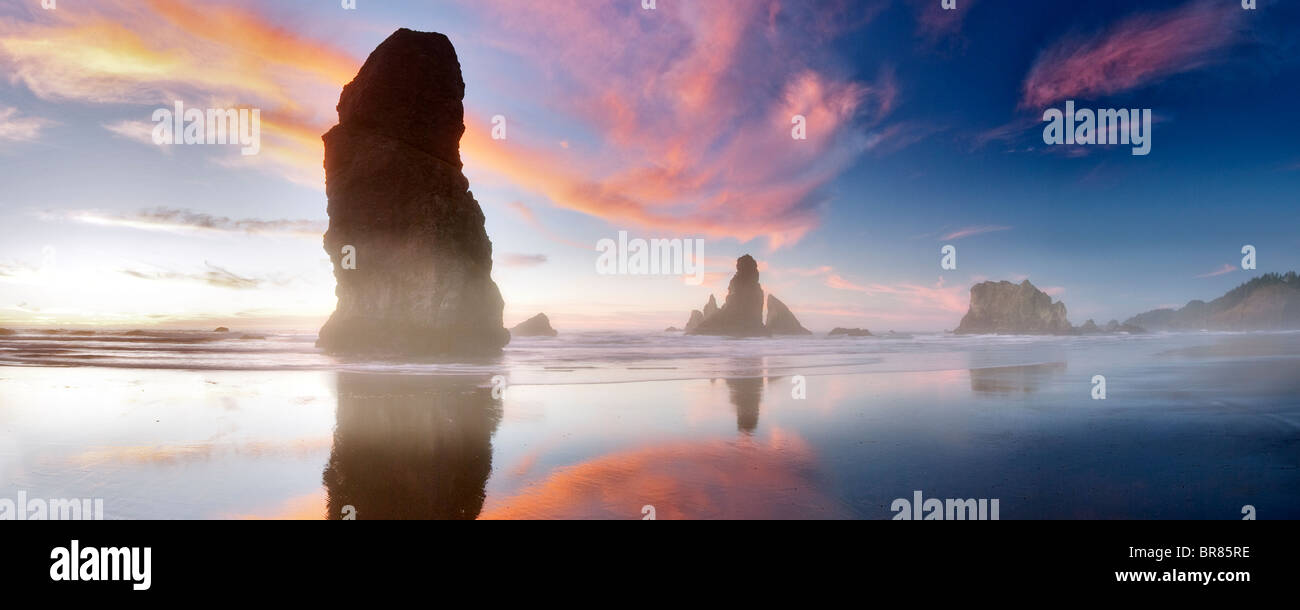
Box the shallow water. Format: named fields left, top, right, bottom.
left=1, top=330, right=1296, bottom=519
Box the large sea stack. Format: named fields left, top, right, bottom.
left=317, top=29, right=509, bottom=356
left=689, top=255, right=769, bottom=337
left=955, top=280, right=1072, bottom=335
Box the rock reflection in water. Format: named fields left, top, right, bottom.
left=726, top=377, right=764, bottom=433
left=968, top=362, right=1066, bottom=395
left=323, top=373, right=501, bottom=520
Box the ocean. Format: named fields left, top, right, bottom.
left=1, top=329, right=1297, bottom=519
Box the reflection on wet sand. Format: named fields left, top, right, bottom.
left=323, top=373, right=501, bottom=520
left=726, top=377, right=763, bottom=433
left=968, top=362, right=1066, bottom=395
left=480, top=431, right=845, bottom=519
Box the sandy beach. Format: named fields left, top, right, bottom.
left=2, top=330, right=1295, bottom=519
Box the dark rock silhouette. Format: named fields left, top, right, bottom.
left=323, top=373, right=501, bottom=520
left=511, top=313, right=557, bottom=337
left=317, top=28, right=509, bottom=356
left=828, top=327, right=872, bottom=337
left=0, top=328, right=14, bottom=336
left=682, top=295, right=719, bottom=333
left=213, top=327, right=229, bottom=333
left=1125, top=272, right=1300, bottom=331
left=727, top=376, right=764, bottom=433
left=1078, top=319, right=1101, bottom=334
left=955, top=280, right=1072, bottom=335
left=765, top=294, right=811, bottom=335
left=664, top=326, right=681, bottom=332
left=689, top=255, right=769, bottom=337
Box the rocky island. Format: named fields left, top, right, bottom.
left=511, top=313, right=558, bottom=337
left=316, top=29, right=509, bottom=356
left=955, top=280, right=1073, bottom=335
left=684, top=255, right=812, bottom=337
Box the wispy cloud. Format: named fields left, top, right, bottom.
left=0, top=106, right=52, bottom=142
left=940, top=225, right=1011, bottom=240
left=912, top=0, right=976, bottom=41
left=120, top=263, right=263, bottom=290
left=0, top=0, right=354, bottom=187
left=102, top=119, right=167, bottom=150
left=459, top=0, right=896, bottom=248
left=48, top=207, right=325, bottom=238
left=1021, top=0, right=1241, bottom=108
left=1195, top=263, right=1237, bottom=278
left=497, top=253, right=548, bottom=267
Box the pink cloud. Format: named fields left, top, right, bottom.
left=1021, top=0, right=1241, bottom=108
left=940, top=225, right=1011, bottom=241
left=913, top=0, right=976, bottom=40
left=460, top=0, right=895, bottom=248
left=1195, top=263, right=1237, bottom=278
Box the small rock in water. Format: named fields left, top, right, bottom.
left=511, top=313, right=558, bottom=337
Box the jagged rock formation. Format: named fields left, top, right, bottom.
left=683, top=310, right=706, bottom=332
left=317, top=29, right=509, bottom=356
left=828, top=327, right=872, bottom=337
left=955, top=280, right=1072, bottom=335
left=688, top=255, right=769, bottom=337
left=703, top=294, right=720, bottom=319
left=511, top=313, right=557, bottom=337
left=1124, top=272, right=1300, bottom=331
left=1078, top=319, right=1101, bottom=333
left=765, top=295, right=812, bottom=335
left=682, top=295, right=720, bottom=332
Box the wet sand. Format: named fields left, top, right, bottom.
left=2, top=331, right=1296, bottom=519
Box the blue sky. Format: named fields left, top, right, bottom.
left=0, top=0, right=1296, bottom=331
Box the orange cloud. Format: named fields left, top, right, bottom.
left=0, top=0, right=351, bottom=187
left=459, top=0, right=895, bottom=248
left=480, top=431, right=846, bottom=520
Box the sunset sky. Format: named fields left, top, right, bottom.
left=1, top=0, right=1297, bottom=331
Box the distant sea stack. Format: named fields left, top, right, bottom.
left=511, top=313, right=558, bottom=337
left=765, top=295, right=812, bottom=335
left=955, top=280, right=1072, bottom=335
left=828, top=327, right=872, bottom=337
left=688, top=255, right=769, bottom=337
left=317, top=29, right=509, bottom=356
left=1124, top=272, right=1300, bottom=331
